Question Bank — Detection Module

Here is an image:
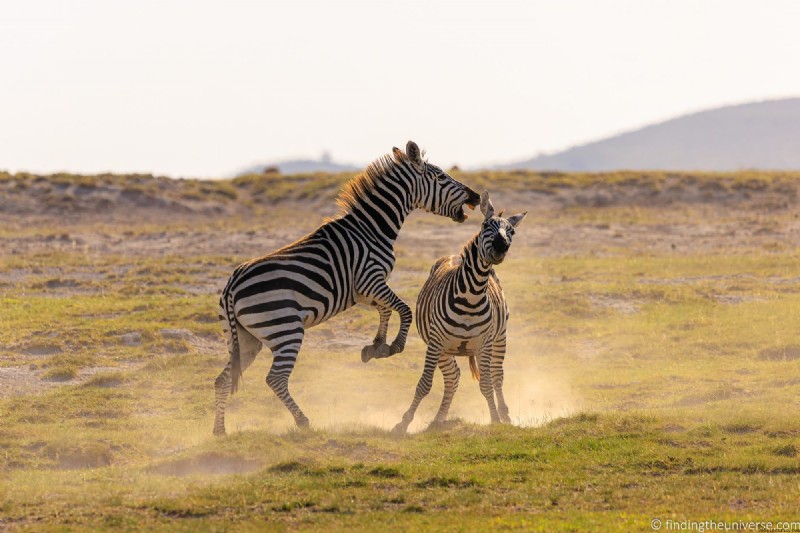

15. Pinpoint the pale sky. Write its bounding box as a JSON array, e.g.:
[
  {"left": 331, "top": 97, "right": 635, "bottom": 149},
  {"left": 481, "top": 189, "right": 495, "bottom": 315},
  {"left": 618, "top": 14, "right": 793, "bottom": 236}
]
[{"left": 2, "top": 0, "right": 799, "bottom": 178}]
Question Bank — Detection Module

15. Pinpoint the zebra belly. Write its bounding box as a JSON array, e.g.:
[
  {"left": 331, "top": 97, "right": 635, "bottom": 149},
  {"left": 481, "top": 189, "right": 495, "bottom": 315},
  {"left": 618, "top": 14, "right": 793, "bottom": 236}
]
[
  {"left": 427, "top": 292, "right": 497, "bottom": 355},
  {"left": 235, "top": 288, "right": 353, "bottom": 341},
  {"left": 442, "top": 338, "right": 484, "bottom": 358},
  {"left": 439, "top": 330, "right": 491, "bottom": 356}
]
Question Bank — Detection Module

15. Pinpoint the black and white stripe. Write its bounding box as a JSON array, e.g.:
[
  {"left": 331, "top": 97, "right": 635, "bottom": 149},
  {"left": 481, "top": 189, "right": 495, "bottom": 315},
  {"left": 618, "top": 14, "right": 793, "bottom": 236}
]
[
  {"left": 393, "top": 191, "right": 526, "bottom": 434},
  {"left": 213, "top": 141, "right": 480, "bottom": 435}
]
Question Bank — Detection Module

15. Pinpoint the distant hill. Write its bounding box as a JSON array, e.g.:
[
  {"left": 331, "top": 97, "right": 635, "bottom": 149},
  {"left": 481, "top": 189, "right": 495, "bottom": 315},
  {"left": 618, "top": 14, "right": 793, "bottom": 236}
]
[
  {"left": 500, "top": 98, "right": 800, "bottom": 171},
  {"left": 236, "top": 153, "right": 360, "bottom": 176}
]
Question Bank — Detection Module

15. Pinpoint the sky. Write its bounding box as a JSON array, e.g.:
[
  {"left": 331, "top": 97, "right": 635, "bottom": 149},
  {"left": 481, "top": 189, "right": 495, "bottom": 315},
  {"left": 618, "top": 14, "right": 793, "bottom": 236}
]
[{"left": 2, "top": 0, "right": 800, "bottom": 178}]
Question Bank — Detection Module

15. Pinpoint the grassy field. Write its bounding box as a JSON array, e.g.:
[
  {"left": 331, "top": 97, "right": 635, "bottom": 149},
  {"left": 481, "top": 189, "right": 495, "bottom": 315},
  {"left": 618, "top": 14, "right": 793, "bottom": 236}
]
[{"left": 2, "top": 170, "right": 800, "bottom": 531}]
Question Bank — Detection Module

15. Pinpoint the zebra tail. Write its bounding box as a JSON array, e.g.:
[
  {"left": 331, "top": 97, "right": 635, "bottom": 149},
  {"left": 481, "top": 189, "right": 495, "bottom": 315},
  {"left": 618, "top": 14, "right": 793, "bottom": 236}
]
[
  {"left": 225, "top": 291, "right": 243, "bottom": 395},
  {"left": 468, "top": 355, "right": 480, "bottom": 380}
]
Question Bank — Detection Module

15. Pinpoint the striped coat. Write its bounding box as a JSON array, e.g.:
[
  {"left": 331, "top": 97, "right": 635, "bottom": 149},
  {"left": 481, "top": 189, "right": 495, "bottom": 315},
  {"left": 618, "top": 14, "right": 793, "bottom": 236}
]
[
  {"left": 213, "top": 141, "right": 480, "bottom": 435},
  {"left": 393, "top": 191, "right": 526, "bottom": 433}
]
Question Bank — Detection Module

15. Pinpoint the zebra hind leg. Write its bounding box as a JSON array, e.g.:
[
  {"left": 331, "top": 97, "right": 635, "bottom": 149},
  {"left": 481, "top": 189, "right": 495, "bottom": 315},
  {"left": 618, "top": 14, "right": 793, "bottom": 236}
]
[
  {"left": 265, "top": 334, "right": 310, "bottom": 428},
  {"left": 478, "top": 350, "right": 502, "bottom": 423},
  {"left": 491, "top": 340, "right": 511, "bottom": 424},
  {"left": 213, "top": 365, "right": 232, "bottom": 436},
  {"left": 214, "top": 325, "right": 261, "bottom": 436}
]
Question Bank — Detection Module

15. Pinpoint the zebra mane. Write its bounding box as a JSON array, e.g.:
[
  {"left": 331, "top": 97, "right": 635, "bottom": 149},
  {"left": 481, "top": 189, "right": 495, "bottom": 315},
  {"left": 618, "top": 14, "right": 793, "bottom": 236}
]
[{"left": 335, "top": 149, "right": 419, "bottom": 217}]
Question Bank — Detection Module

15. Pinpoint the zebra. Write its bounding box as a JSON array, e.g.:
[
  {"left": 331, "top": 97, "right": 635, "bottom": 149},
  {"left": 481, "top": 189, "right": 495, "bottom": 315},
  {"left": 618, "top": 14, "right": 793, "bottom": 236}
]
[
  {"left": 393, "top": 190, "right": 526, "bottom": 434},
  {"left": 213, "top": 141, "right": 481, "bottom": 435}
]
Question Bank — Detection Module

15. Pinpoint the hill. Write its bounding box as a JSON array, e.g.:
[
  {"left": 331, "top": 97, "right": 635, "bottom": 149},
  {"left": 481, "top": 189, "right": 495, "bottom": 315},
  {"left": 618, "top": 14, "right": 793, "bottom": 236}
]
[
  {"left": 236, "top": 153, "right": 359, "bottom": 176},
  {"left": 501, "top": 98, "right": 800, "bottom": 171}
]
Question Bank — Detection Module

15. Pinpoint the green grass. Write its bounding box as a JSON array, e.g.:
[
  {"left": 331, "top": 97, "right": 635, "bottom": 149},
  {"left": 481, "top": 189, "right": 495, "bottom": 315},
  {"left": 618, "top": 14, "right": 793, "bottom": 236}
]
[
  {"left": 1, "top": 417, "right": 798, "bottom": 531},
  {"left": 3, "top": 171, "right": 800, "bottom": 530}
]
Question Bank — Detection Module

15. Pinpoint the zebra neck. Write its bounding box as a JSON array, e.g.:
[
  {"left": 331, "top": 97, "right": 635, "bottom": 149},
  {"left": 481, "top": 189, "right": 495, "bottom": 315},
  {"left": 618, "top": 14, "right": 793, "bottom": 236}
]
[
  {"left": 347, "top": 183, "right": 413, "bottom": 244},
  {"left": 455, "top": 237, "right": 493, "bottom": 300}
]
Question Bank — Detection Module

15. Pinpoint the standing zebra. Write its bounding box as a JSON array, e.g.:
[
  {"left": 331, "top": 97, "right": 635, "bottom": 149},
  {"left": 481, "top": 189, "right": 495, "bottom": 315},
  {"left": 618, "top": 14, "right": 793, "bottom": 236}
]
[
  {"left": 393, "top": 191, "right": 526, "bottom": 434},
  {"left": 213, "top": 141, "right": 480, "bottom": 435}
]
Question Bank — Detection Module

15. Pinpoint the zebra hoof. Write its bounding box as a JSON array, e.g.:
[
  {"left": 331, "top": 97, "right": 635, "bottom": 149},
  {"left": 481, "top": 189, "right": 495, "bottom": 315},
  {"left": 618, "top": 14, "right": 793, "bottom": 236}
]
[
  {"left": 295, "top": 416, "right": 310, "bottom": 428},
  {"left": 361, "top": 343, "right": 391, "bottom": 362},
  {"left": 213, "top": 427, "right": 226, "bottom": 437},
  {"left": 391, "top": 423, "right": 408, "bottom": 436},
  {"left": 426, "top": 420, "right": 447, "bottom": 432},
  {"left": 361, "top": 345, "right": 373, "bottom": 362}
]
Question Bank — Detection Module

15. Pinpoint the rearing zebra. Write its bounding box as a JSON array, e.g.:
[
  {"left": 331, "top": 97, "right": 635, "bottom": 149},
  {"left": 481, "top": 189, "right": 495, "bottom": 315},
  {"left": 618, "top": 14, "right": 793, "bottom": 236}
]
[
  {"left": 213, "top": 141, "right": 480, "bottom": 435},
  {"left": 393, "top": 190, "right": 526, "bottom": 434}
]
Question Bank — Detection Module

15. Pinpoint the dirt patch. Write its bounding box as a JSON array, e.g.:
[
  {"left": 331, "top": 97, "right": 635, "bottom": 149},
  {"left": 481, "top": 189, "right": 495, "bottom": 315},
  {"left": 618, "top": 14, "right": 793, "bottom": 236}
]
[
  {"left": 589, "top": 295, "right": 640, "bottom": 315},
  {"left": 673, "top": 385, "right": 749, "bottom": 407},
  {"left": 0, "top": 366, "right": 53, "bottom": 397},
  {"left": 0, "top": 365, "right": 139, "bottom": 398},
  {"left": 160, "top": 328, "right": 194, "bottom": 339},
  {"left": 713, "top": 294, "right": 764, "bottom": 305},
  {"left": 21, "top": 344, "right": 62, "bottom": 356},
  {"left": 184, "top": 334, "right": 225, "bottom": 356},
  {"left": 150, "top": 453, "right": 263, "bottom": 476},
  {"left": 322, "top": 439, "right": 400, "bottom": 462},
  {"left": 758, "top": 345, "right": 800, "bottom": 361},
  {"left": 56, "top": 449, "right": 113, "bottom": 470}
]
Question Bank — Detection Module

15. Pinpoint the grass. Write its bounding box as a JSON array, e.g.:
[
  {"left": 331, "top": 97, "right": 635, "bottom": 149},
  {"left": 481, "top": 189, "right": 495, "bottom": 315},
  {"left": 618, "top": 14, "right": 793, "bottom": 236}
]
[
  {"left": 2, "top": 170, "right": 800, "bottom": 530},
  {"left": 1, "top": 417, "right": 798, "bottom": 530}
]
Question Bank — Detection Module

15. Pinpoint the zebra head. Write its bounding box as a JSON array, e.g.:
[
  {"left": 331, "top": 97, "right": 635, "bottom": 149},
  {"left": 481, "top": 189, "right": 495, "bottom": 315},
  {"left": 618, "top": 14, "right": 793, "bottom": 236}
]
[
  {"left": 393, "top": 141, "right": 480, "bottom": 223},
  {"left": 477, "top": 190, "right": 527, "bottom": 265}
]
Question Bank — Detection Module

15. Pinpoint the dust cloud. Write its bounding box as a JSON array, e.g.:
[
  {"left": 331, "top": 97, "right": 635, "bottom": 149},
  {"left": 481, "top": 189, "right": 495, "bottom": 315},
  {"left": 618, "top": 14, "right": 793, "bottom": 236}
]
[{"left": 237, "top": 332, "right": 582, "bottom": 435}]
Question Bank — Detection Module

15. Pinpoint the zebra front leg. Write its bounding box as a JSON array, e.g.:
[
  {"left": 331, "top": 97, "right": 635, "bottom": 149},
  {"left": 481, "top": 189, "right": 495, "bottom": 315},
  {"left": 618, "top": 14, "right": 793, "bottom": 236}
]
[
  {"left": 491, "top": 338, "right": 511, "bottom": 424},
  {"left": 361, "top": 305, "right": 392, "bottom": 362},
  {"left": 265, "top": 334, "right": 310, "bottom": 428},
  {"left": 478, "top": 345, "right": 502, "bottom": 423},
  {"left": 379, "top": 286, "right": 412, "bottom": 355},
  {"left": 361, "top": 284, "right": 411, "bottom": 361},
  {"left": 427, "top": 355, "right": 460, "bottom": 430},
  {"left": 393, "top": 345, "right": 441, "bottom": 434}
]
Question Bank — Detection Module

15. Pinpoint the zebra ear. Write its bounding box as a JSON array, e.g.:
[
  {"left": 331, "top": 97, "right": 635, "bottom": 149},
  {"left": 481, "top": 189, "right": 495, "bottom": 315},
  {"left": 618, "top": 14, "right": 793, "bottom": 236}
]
[
  {"left": 392, "top": 146, "right": 404, "bottom": 160},
  {"left": 507, "top": 211, "right": 527, "bottom": 228},
  {"left": 480, "top": 190, "right": 494, "bottom": 219},
  {"left": 406, "top": 141, "right": 423, "bottom": 167}
]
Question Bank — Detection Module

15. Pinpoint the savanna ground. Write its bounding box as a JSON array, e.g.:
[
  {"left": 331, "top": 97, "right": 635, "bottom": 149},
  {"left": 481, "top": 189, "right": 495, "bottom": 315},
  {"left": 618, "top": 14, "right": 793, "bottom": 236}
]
[{"left": 1, "top": 169, "right": 800, "bottom": 531}]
